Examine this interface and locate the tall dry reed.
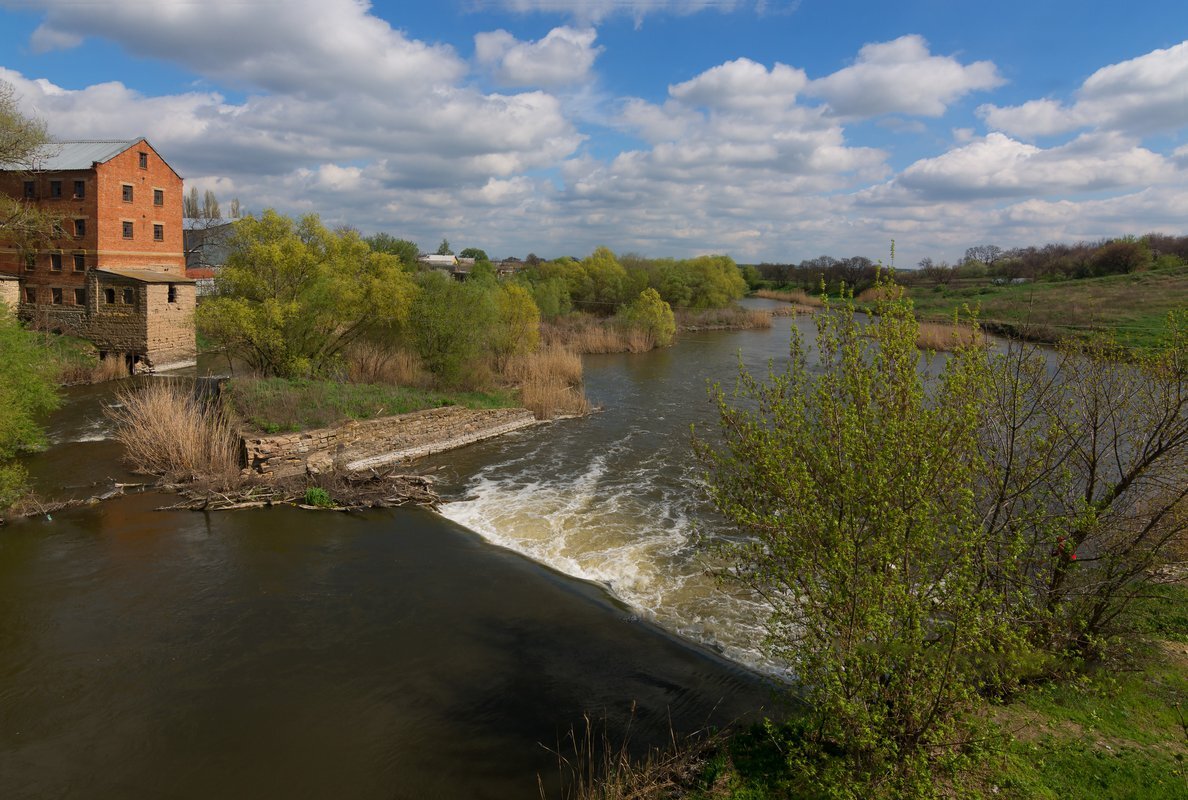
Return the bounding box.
[915,321,985,352]
[107,380,240,483]
[345,341,433,388]
[505,344,591,419]
[542,315,659,355]
[540,710,726,800]
[675,306,772,330]
[753,288,825,308]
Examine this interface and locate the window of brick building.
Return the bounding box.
[122,221,134,239]
[74,288,86,306]
[51,288,63,305]
[122,184,133,202]
[23,181,34,198]
[50,180,62,199]
[74,219,85,238]
[123,288,135,305]
[73,253,85,271]
[73,180,85,199]
[153,189,163,206]
[104,288,115,304]
[168,285,177,303]
[153,224,164,241]
[23,253,34,271]
[50,253,62,271]
[139,152,148,169]
[24,287,36,303]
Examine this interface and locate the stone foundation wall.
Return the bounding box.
[242,406,539,479]
[0,278,17,312]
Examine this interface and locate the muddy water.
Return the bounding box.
[0,312,808,800]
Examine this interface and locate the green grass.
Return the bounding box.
[987,647,1188,799]
[225,377,514,433]
[905,265,1188,350]
[610,581,1188,799]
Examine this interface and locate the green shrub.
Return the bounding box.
[303,487,333,508]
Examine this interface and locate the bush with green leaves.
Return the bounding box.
[695,283,1188,794]
[303,487,334,508]
[617,288,676,347]
[0,303,60,509]
[197,211,415,378]
[407,271,498,387]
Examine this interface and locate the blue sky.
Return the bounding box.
[2,0,1186,267]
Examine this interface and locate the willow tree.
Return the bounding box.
[198,211,415,378]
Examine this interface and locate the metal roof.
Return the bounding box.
[97,268,195,284]
[29,140,139,171]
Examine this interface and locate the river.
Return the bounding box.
[0,300,807,799]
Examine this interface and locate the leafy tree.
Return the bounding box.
[695,287,1022,793]
[459,247,488,261]
[365,233,419,268]
[407,271,496,387]
[740,264,763,290]
[436,238,453,256]
[490,284,541,368]
[0,302,60,510]
[524,275,571,319]
[197,210,414,378]
[618,288,676,347]
[578,246,636,311]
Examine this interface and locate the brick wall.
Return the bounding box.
[242,407,538,479]
[95,142,184,274]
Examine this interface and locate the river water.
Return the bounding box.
[1,301,807,799]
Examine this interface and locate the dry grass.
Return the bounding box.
[753,288,825,308]
[856,284,904,304]
[915,321,985,352]
[543,315,657,354]
[676,306,772,330]
[506,344,590,420]
[540,711,727,800]
[345,341,434,388]
[106,380,240,483]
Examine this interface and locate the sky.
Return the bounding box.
[1,0,1186,267]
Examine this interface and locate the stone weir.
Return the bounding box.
[241,406,538,480]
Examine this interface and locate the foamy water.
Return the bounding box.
[440,423,785,677]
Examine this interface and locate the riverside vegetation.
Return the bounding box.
[551,282,1186,799]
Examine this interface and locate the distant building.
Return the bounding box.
[0,139,196,371]
[184,218,236,296]
[417,253,458,268]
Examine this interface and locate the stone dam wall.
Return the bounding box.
[241,406,539,479]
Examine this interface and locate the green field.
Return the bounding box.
[905,265,1188,350]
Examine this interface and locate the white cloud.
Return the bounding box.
[475,26,601,87]
[669,58,807,111]
[471,0,796,24]
[896,132,1172,200]
[807,35,1002,118]
[22,0,467,99]
[979,40,1188,137]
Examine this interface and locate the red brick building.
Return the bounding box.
[0,139,196,370]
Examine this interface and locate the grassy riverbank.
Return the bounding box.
[225,377,514,433]
[905,264,1188,350]
[559,582,1188,799]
